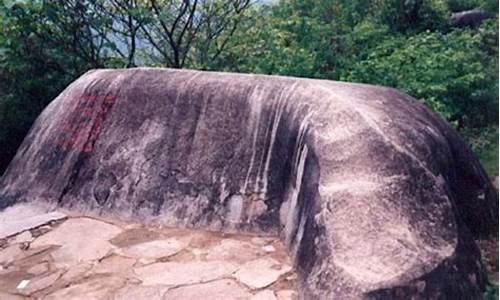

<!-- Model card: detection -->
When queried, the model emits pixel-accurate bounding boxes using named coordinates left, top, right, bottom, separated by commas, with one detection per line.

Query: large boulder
left=450, top=9, right=492, bottom=28
left=0, top=68, right=497, bottom=299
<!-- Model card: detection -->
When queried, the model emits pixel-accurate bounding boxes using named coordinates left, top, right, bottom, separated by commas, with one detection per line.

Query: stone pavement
left=0, top=204, right=297, bottom=299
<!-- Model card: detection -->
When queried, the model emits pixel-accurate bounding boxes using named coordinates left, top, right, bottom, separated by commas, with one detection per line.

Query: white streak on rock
left=242, top=87, right=265, bottom=194
left=292, top=112, right=312, bottom=179
left=261, top=86, right=292, bottom=194
left=226, top=195, right=244, bottom=223
left=281, top=144, right=308, bottom=250
left=219, top=174, right=230, bottom=204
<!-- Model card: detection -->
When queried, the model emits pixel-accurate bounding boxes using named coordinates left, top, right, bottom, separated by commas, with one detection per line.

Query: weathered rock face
left=0, top=68, right=497, bottom=299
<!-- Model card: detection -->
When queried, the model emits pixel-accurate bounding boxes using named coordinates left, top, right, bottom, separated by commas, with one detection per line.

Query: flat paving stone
left=57, top=262, right=93, bottom=285
left=0, top=212, right=297, bottom=299
left=275, top=289, right=298, bottom=300
left=26, top=262, right=49, bottom=276
left=0, top=204, right=66, bottom=239
left=163, top=279, right=252, bottom=299
left=9, top=246, right=58, bottom=279
left=10, top=231, right=34, bottom=244
left=233, top=257, right=293, bottom=289
left=204, top=239, right=262, bottom=264
left=251, top=290, right=278, bottom=300
left=0, top=291, right=26, bottom=300
left=110, top=228, right=162, bottom=248
left=116, top=238, right=189, bottom=260
left=91, top=254, right=136, bottom=275
left=134, top=260, right=239, bottom=286
left=0, top=244, right=24, bottom=265
left=0, top=269, right=33, bottom=294
left=17, top=269, right=64, bottom=296
left=114, top=284, right=170, bottom=300
left=43, top=276, right=126, bottom=299
left=30, top=218, right=122, bottom=267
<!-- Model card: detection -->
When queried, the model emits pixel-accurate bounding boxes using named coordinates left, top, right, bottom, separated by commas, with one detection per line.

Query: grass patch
left=464, top=126, right=499, bottom=179
left=477, top=132, right=499, bottom=178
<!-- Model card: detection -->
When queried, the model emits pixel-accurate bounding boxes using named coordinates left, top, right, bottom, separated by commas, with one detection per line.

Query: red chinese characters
left=56, top=91, right=117, bottom=153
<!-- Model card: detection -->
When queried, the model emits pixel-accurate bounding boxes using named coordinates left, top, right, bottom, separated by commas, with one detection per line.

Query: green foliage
left=0, top=0, right=93, bottom=171
left=374, top=0, right=450, bottom=33
left=484, top=282, right=499, bottom=300
left=447, top=0, right=498, bottom=13
left=465, top=126, right=499, bottom=178
left=343, top=23, right=498, bottom=129
left=479, top=137, right=499, bottom=179
left=447, top=0, right=482, bottom=11
left=212, top=1, right=334, bottom=78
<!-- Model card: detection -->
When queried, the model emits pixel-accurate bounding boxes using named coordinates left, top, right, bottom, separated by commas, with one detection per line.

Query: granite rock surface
left=0, top=68, right=497, bottom=298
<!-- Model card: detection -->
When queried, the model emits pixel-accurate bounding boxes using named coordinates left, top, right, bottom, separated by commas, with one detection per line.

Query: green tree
left=0, top=0, right=112, bottom=172
left=373, top=0, right=450, bottom=33
left=343, top=20, right=498, bottom=130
